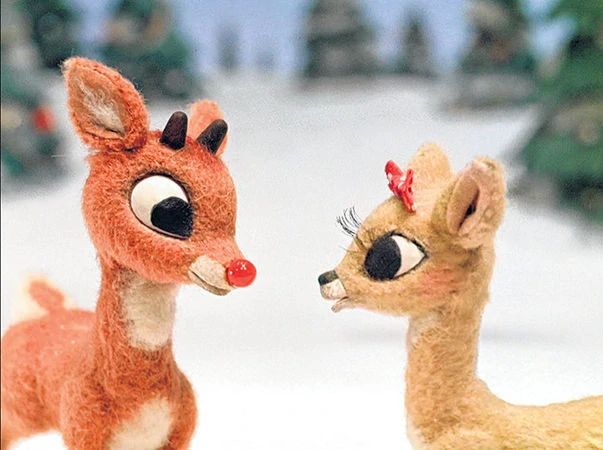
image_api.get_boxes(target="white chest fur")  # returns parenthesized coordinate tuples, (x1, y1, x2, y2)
(121, 274, 178, 351)
(109, 397, 174, 450)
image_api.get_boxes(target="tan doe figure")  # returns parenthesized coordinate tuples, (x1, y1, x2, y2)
(318, 145, 603, 449)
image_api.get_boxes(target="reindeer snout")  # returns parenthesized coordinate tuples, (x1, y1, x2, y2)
(318, 270, 347, 301)
(318, 270, 338, 286)
(226, 259, 256, 287)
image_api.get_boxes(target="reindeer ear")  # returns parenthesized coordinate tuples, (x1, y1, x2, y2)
(62, 57, 149, 152)
(409, 143, 453, 186)
(405, 143, 453, 214)
(188, 100, 228, 156)
(435, 158, 506, 248)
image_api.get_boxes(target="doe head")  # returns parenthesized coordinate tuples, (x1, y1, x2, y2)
(63, 57, 255, 295)
(319, 144, 506, 316)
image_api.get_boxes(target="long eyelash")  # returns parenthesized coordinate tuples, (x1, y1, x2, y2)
(336, 207, 362, 238)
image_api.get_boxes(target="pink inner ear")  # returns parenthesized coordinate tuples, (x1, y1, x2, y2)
(64, 57, 149, 151)
(446, 171, 488, 236)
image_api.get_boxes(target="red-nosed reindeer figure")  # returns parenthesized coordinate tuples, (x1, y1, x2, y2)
(1, 58, 256, 449)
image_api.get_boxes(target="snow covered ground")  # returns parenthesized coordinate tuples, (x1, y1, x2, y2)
(2, 75, 602, 449)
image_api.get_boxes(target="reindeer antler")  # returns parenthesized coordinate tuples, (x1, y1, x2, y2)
(160, 111, 188, 150)
(385, 160, 415, 213)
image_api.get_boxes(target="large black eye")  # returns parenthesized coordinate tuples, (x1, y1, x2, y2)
(150, 197, 193, 238)
(130, 175, 194, 239)
(364, 234, 425, 280)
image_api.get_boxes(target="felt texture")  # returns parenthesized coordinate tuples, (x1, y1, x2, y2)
(11, 275, 74, 323)
(63, 57, 149, 153)
(322, 144, 603, 448)
(1, 57, 250, 449)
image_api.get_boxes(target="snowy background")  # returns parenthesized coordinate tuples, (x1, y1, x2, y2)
(70, 0, 569, 74)
(2, 75, 603, 449)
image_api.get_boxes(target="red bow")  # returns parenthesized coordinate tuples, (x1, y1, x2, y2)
(385, 160, 415, 213)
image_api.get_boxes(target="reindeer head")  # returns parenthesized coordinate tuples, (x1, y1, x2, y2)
(319, 144, 506, 316)
(64, 57, 255, 295)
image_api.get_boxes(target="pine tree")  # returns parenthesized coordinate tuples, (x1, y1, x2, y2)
(393, 12, 434, 78)
(17, 0, 80, 69)
(520, 0, 603, 222)
(303, 0, 378, 79)
(461, 0, 535, 74)
(256, 47, 276, 73)
(1, 63, 63, 177)
(101, 0, 198, 99)
(455, 0, 537, 107)
(218, 26, 240, 73)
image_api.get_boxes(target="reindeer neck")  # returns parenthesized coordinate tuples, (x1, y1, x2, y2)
(405, 291, 488, 443)
(91, 257, 179, 387)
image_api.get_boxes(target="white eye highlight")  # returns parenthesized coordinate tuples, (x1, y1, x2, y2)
(130, 175, 193, 239)
(392, 235, 425, 277)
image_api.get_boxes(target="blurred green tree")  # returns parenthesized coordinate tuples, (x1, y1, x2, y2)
(303, 0, 378, 79)
(393, 12, 435, 78)
(101, 0, 199, 99)
(456, 0, 537, 107)
(1, 63, 62, 177)
(17, 0, 80, 69)
(461, 0, 536, 74)
(218, 26, 240, 74)
(520, 0, 603, 222)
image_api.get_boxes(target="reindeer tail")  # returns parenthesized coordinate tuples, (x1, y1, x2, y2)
(11, 275, 73, 324)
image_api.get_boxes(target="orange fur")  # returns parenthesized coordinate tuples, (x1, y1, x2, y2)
(28, 280, 65, 312)
(1, 58, 254, 449)
(320, 144, 603, 448)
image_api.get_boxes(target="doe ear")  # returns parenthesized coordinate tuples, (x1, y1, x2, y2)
(408, 143, 453, 190)
(188, 100, 228, 156)
(62, 57, 149, 152)
(436, 157, 506, 248)
(406, 143, 454, 214)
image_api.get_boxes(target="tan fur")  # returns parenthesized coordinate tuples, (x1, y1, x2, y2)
(407, 311, 439, 346)
(121, 273, 178, 351)
(188, 255, 233, 295)
(320, 144, 603, 448)
(108, 397, 173, 450)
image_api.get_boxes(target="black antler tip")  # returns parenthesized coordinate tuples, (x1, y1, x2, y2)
(160, 111, 188, 150)
(197, 119, 228, 154)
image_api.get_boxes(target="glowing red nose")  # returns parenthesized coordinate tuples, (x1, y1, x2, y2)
(226, 259, 256, 287)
